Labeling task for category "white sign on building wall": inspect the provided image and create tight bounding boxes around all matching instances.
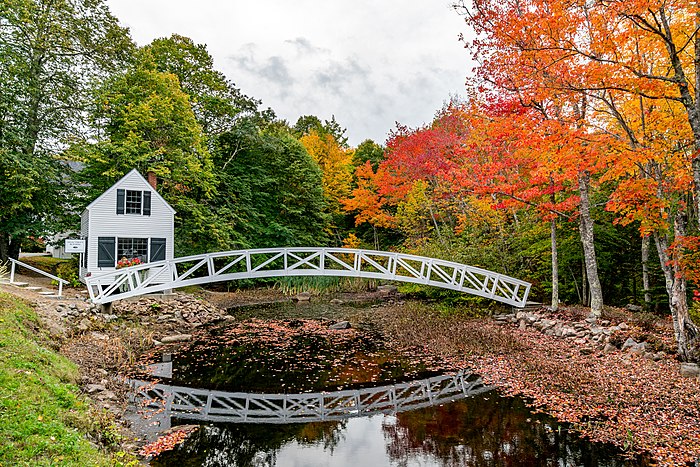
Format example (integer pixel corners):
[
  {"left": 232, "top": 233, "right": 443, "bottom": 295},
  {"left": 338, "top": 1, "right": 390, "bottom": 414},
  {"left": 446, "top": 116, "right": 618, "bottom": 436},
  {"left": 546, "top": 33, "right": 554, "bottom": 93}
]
[{"left": 65, "top": 239, "right": 86, "bottom": 253}]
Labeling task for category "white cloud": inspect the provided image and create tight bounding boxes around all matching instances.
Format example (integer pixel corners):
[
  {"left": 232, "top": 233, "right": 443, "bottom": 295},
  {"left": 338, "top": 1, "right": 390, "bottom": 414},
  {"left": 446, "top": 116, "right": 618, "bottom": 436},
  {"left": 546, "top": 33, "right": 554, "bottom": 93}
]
[{"left": 106, "top": 0, "right": 474, "bottom": 145}]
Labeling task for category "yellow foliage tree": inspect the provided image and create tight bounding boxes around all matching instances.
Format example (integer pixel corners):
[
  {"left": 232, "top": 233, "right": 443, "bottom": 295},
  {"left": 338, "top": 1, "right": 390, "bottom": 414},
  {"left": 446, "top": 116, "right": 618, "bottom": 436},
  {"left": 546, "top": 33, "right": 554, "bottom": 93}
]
[{"left": 300, "top": 130, "right": 354, "bottom": 216}]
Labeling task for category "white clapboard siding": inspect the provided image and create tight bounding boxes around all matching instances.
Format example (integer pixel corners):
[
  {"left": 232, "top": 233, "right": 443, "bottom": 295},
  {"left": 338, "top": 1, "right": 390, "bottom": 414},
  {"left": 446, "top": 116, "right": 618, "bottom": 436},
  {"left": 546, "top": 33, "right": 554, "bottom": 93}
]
[
  {"left": 79, "top": 210, "right": 90, "bottom": 279},
  {"left": 81, "top": 169, "right": 175, "bottom": 283}
]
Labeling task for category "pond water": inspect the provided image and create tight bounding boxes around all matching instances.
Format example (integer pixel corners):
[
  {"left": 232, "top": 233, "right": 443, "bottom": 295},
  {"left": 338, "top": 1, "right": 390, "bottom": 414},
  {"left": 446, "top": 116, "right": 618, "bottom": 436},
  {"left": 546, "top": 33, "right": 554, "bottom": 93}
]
[{"left": 127, "top": 299, "right": 650, "bottom": 467}]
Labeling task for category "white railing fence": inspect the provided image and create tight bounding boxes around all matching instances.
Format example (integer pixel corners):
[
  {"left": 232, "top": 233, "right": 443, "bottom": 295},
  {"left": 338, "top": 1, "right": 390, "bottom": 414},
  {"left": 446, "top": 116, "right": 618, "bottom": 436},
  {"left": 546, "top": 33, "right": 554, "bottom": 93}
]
[
  {"left": 8, "top": 258, "right": 69, "bottom": 297},
  {"left": 130, "top": 370, "right": 492, "bottom": 427},
  {"left": 86, "top": 247, "right": 531, "bottom": 307}
]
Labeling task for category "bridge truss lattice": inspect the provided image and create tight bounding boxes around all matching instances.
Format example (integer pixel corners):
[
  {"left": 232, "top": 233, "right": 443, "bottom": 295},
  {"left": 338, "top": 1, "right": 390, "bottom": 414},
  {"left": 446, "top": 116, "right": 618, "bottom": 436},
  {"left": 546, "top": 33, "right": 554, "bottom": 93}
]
[
  {"left": 86, "top": 247, "right": 531, "bottom": 307},
  {"left": 130, "top": 371, "right": 492, "bottom": 425}
]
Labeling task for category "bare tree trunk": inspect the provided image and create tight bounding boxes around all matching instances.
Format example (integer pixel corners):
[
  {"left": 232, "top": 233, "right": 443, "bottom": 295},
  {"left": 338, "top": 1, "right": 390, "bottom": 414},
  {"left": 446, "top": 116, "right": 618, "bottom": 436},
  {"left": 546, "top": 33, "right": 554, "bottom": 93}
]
[
  {"left": 578, "top": 172, "right": 604, "bottom": 317},
  {"left": 641, "top": 234, "right": 652, "bottom": 306},
  {"left": 551, "top": 218, "right": 559, "bottom": 311},
  {"left": 582, "top": 259, "right": 588, "bottom": 306},
  {"left": 654, "top": 213, "right": 700, "bottom": 362}
]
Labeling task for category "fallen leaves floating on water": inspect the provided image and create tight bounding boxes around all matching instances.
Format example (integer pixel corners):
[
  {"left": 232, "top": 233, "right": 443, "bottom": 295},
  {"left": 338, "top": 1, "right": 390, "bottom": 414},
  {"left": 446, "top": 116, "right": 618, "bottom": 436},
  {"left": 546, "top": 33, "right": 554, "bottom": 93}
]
[{"left": 139, "top": 426, "right": 198, "bottom": 457}]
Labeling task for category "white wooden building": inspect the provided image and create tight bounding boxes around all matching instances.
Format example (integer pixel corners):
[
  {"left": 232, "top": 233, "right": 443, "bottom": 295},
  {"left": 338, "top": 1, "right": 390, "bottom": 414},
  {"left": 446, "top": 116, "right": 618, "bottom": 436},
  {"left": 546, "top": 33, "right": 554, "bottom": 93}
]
[{"left": 79, "top": 169, "right": 175, "bottom": 283}]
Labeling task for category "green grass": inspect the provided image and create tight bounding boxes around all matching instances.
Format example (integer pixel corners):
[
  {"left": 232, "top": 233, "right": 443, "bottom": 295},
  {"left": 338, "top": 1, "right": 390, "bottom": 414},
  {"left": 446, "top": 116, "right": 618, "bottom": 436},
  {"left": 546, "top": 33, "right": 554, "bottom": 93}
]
[{"left": 0, "top": 292, "right": 137, "bottom": 466}]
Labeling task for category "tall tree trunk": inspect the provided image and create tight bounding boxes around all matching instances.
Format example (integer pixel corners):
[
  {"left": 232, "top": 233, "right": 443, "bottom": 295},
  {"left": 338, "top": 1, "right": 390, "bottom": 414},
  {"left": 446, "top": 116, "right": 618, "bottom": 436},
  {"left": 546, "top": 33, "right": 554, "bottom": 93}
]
[
  {"left": 641, "top": 234, "right": 652, "bottom": 306},
  {"left": 578, "top": 172, "right": 604, "bottom": 317},
  {"left": 582, "top": 259, "right": 588, "bottom": 306},
  {"left": 550, "top": 218, "right": 559, "bottom": 312},
  {"left": 654, "top": 213, "right": 700, "bottom": 362}
]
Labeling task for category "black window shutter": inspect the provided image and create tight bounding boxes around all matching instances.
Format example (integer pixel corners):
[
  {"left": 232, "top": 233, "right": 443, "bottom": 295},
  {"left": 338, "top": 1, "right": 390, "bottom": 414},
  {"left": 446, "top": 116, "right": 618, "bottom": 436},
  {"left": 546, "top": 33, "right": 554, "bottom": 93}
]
[
  {"left": 150, "top": 238, "right": 166, "bottom": 262},
  {"left": 116, "top": 189, "right": 125, "bottom": 214},
  {"left": 143, "top": 191, "right": 151, "bottom": 216},
  {"left": 82, "top": 237, "right": 88, "bottom": 268},
  {"left": 97, "top": 237, "right": 115, "bottom": 267}
]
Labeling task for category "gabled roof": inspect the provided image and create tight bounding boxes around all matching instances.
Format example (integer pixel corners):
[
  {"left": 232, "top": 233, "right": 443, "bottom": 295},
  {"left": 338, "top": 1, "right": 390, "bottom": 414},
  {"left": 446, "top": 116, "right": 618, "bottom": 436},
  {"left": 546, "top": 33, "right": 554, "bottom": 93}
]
[{"left": 84, "top": 169, "right": 176, "bottom": 215}]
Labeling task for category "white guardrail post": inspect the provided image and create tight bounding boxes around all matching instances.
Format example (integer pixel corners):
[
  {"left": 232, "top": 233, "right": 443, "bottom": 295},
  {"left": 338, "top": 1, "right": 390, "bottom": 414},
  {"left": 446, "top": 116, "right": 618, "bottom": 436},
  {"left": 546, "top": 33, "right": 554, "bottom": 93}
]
[{"left": 8, "top": 258, "right": 70, "bottom": 297}]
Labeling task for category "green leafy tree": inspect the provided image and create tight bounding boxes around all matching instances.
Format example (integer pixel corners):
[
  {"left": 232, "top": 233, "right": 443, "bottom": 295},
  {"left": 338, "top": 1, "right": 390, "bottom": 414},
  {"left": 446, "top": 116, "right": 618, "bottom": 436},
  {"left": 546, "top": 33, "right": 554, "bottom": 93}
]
[
  {"left": 215, "top": 128, "right": 329, "bottom": 248},
  {"left": 144, "top": 34, "right": 261, "bottom": 137},
  {"left": 352, "top": 139, "right": 384, "bottom": 171},
  {"left": 293, "top": 115, "right": 349, "bottom": 148},
  {"left": 76, "top": 55, "right": 222, "bottom": 254},
  {"left": 0, "top": 0, "right": 133, "bottom": 261}
]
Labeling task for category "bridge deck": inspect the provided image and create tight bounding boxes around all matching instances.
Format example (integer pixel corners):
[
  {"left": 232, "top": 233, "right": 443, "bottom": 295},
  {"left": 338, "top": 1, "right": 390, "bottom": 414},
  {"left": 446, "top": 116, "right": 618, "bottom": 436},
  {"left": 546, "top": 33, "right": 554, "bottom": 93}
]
[{"left": 86, "top": 247, "right": 531, "bottom": 307}]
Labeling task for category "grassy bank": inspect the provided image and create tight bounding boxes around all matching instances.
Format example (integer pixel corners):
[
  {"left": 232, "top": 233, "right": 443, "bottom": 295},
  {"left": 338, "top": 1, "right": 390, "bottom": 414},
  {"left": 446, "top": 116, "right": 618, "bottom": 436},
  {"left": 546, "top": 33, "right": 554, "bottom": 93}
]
[{"left": 0, "top": 291, "right": 135, "bottom": 466}]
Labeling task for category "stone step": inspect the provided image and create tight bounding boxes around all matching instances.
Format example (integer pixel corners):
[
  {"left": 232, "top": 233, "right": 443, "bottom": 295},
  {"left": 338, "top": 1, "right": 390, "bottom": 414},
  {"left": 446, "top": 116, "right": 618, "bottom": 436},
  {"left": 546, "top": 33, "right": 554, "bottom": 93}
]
[
  {"left": 25, "top": 286, "right": 43, "bottom": 291},
  {"left": 38, "top": 291, "right": 57, "bottom": 296},
  {"left": 10, "top": 281, "right": 28, "bottom": 287}
]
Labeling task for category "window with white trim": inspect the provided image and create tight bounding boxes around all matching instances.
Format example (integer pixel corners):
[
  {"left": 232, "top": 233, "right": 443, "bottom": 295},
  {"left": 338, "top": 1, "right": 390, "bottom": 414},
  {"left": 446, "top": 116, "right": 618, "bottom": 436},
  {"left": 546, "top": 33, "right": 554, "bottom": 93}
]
[
  {"left": 117, "top": 238, "right": 148, "bottom": 263},
  {"left": 125, "top": 190, "right": 142, "bottom": 214}
]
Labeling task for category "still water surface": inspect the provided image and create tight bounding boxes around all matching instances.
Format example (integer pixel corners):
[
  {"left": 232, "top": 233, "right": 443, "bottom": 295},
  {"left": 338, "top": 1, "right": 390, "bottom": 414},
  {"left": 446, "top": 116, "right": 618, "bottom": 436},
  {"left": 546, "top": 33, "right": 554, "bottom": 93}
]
[{"left": 129, "top": 300, "right": 649, "bottom": 467}]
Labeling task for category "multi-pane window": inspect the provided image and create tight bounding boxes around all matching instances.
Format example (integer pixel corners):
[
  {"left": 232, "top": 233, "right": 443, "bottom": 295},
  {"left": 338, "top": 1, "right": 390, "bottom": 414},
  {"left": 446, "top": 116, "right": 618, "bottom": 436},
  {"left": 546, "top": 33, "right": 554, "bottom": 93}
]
[
  {"left": 125, "top": 190, "right": 142, "bottom": 214},
  {"left": 117, "top": 238, "right": 148, "bottom": 263}
]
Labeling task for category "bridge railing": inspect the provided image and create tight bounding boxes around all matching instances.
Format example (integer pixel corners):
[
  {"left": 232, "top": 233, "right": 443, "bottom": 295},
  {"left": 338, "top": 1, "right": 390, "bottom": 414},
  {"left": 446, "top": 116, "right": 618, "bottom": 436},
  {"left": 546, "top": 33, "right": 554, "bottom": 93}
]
[
  {"left": 129, "top": 370, "right": 492, "bottom": 426},
  {"left": 85, "top": 247, "right": 531, "bottom": 307}
]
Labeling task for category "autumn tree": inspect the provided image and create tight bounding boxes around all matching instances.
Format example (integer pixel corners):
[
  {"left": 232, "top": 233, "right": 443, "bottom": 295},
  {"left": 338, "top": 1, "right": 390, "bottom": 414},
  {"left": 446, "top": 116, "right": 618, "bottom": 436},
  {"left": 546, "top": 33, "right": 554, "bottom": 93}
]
[
  {"left": 299, "top": 129, "right": 354, "bottom": 240},
  {"left": 451, "top": 104, "right": 583, "bottom": 311},
  {"left": 352, "top": 139, "right": 384, "bottom": 171},
  {"left": 455, "top": 0, "right": 699, "bottom": 357},
  {"left": 341, "top": 161, "right": 394, "bottom": 248}
]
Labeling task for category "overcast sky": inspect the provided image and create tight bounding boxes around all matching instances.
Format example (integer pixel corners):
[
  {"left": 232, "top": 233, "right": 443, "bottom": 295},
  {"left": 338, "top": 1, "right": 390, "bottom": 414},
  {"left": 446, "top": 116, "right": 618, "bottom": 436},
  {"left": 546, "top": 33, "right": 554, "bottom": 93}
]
[{"left": 105, "top": 1, "right": 473, "bottom": 146}]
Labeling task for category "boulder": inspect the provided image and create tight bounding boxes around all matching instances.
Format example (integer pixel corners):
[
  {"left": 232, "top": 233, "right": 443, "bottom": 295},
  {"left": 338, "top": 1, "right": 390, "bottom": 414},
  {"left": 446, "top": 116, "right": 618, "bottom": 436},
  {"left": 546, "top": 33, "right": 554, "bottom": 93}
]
[
  {"left": 603, "top": 343, "right": 617, "bottom": 354},
  {"left": 625, "top": 304, "right": 643, "bottom": 312},
  {"left": 85, "top": 384, "right": 106, "bottom": 394},
  {"left": 160, "top": 334, "right": 192, "bottom": 344},
  {"left": 376, "top": 285, "right": 398, "bottom": 295},
  {"left": 621, "top": 337, "right": 637, "bottom": 350},
  {"left": 629, "top": 343, "right": 646, "bottom": 355},
  {"left": 76, "top": 318, "right": 91, "bottom": 332},
  {"left": 329, "top": 299, "right": 344, "bottom": 305},
  {"left": 293, "top": 292, "right": 312, "bottom": 302},
  {"left": 618, "top": 322, "right": 630, "bottom": 331},
  {"left": 329, "top": 321, "right": 351, "bottom": 330},
  {"left": 680, "top": 363, "right": 700, "bottom": 378}
]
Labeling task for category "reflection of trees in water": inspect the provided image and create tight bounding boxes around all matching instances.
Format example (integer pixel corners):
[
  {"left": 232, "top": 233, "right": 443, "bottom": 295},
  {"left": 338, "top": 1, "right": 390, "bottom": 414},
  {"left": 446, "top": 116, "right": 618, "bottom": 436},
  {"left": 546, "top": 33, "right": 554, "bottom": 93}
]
[
  {"left": 151, "top": 420, "right": 346, "bottom": 467},
  {"left": 382, "top": 392, "right": 641, "bottom": 467}
]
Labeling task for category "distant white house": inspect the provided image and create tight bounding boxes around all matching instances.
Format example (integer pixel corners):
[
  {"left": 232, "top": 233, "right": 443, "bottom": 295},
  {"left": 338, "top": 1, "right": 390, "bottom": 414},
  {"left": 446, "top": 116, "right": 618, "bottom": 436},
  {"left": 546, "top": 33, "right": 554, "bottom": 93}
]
[{"left": 79, "top": 169, "right": 175, "bottom": 283}]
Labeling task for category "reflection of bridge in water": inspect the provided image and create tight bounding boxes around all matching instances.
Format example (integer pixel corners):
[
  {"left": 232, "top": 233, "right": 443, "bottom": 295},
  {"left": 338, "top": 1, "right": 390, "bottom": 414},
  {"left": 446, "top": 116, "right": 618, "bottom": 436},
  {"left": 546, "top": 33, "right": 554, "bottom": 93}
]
[
  {"left": 86, "top": 247, "right": 531, "bottom": 307},
  {"left": 129, "top": 371, "right": 492, "bottom": 430}
]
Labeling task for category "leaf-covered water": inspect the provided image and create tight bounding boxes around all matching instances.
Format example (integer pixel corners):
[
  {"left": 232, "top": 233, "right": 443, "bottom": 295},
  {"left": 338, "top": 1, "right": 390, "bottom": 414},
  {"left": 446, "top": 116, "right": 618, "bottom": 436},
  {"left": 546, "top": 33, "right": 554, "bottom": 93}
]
[{"left": 127, "top": 300, "right": 650, "bottom": 466}]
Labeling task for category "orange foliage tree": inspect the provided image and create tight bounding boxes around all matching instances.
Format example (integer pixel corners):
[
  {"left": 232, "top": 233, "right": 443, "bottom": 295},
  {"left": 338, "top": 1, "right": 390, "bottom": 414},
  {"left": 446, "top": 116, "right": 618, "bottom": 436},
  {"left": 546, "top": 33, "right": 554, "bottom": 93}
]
[{"left": 456, "top": 0, "right": 700, "bottom": 359}]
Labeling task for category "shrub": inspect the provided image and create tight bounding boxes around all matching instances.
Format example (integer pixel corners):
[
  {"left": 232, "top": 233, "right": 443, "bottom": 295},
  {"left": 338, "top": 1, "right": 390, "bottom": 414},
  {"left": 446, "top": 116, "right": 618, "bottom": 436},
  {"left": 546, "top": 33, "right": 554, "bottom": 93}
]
[{"left": 56, "top": 258, "right": 81, "bottom": 287}]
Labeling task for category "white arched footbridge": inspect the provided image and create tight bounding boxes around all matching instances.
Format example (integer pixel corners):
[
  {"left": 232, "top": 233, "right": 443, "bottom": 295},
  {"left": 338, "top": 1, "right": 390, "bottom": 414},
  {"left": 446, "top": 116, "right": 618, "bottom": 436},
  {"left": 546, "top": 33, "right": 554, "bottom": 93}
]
[
  {"left": 129, "top": 370, "right": 491, "bottom": 428},
  {"left": 85, "top": 247, "right": 531, "bottom": 307}
]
